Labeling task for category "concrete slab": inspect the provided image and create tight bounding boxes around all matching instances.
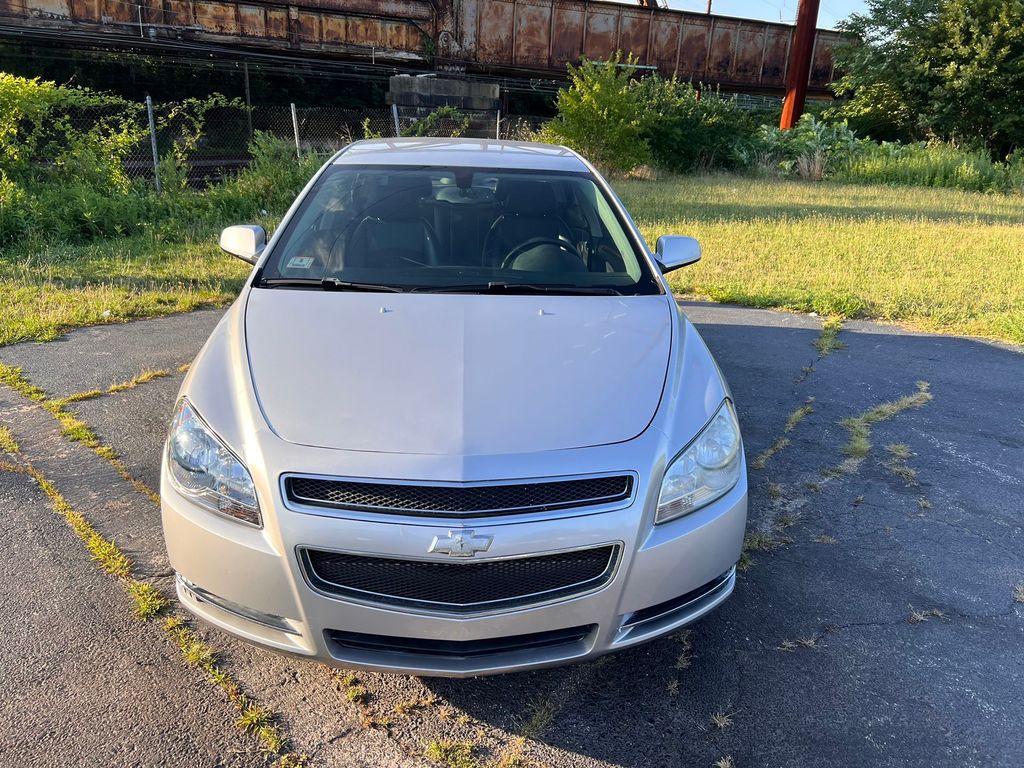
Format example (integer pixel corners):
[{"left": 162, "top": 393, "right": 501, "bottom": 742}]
[
  {"left": 0, "top": 466, "right": 265, "bottom": 767},
  {"left": 0, "top": 310, "right": 223, "bottom": 400}
]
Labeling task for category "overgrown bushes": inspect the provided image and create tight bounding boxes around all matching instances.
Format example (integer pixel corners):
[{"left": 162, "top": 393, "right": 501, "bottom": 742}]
[
  {"left": 0, "top": 73, "right": 320, "bottom": 247},
  {"left": 537, "top": 56, "right": 1024, "bottom": 193},
  {"left": 538, "top": 54, "right": 651, "bottom": 175}
]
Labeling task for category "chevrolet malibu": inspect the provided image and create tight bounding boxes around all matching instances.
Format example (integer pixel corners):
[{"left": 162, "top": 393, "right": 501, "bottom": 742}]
[{"left": 162, "top": 138, "right": 747, "bottom": 677}]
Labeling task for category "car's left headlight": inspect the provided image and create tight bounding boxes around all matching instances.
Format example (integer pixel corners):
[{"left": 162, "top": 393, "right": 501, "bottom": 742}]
[
  {"left": 656, "top": 399, "right": 742, "bottom": 524},
  {"left": 166, "top": 398, "right": 261, "bottom": 527}
]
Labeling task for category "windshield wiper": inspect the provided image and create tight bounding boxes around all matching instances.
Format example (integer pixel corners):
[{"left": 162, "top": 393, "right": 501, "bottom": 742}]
[
  {"left": 257, "top": 277, "right": 404, "bottom": 293},
  {"left": 419, "top": 282, "right": 622, "bottom": 296},
  {"left": 321, "top": 278, "right": 405, "bottom": 293}
]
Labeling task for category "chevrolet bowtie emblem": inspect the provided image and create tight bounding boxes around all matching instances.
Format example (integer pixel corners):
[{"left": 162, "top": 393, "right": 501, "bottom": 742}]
[{"left": 428, "top": 529, "right": 493, "bottom": 558}]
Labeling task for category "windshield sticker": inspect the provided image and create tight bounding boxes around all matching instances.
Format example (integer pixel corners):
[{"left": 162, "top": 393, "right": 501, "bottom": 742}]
[{"left": 285, "top": 256, "right": 315, "bottom": 270}]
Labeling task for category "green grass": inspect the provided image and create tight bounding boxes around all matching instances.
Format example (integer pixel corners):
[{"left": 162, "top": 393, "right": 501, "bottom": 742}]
[
  {"left": 3, "top": 174, "right": 1022, "bottom": 348},
  {"left": 424, "top": 740, "right": 481, "bottom": 768},
  {"left": 0, "top": 231, "right": 249, "bottom": 346},
  {"left": 620, "top": 175, "right": 1024, "bottom": 344},
  {"left": 839, "top": 381, "right": 932, "bottom": 461}
]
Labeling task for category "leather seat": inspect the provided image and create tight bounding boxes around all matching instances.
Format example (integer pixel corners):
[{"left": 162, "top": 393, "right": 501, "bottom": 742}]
[
  {"left": 344, "top": 175, "right": 438, "bottom": 269},
  {"left": 482, "top": 179, "right": 575, "bottom": 268}
]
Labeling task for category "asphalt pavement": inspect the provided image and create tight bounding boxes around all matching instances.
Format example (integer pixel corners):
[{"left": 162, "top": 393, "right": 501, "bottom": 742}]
[{"left": 1, "top": 303, "right": 1021, "bottom": 768}]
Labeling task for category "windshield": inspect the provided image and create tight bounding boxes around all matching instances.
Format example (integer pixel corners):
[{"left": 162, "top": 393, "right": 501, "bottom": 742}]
[{"left": 257, "top": 165, "right": 661, "bottom": 295}]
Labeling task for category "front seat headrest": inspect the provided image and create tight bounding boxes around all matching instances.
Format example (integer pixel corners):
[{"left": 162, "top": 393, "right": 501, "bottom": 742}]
[{"left": 496, "top": 178, "right": 557, "bottom": 217}]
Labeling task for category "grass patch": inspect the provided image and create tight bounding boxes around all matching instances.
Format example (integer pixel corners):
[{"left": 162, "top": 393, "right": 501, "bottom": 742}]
[
  {"left": 785, "top": 398, "right": 815, "bottom": 432},
  {"left": 814, "top": 317, "right": 846, "bottom": 355},
  {"left": 519, "top": 697, "right": 558, "bottom": 740},
  {"left": 751, "top": 437, "right": 790, "bottom": 470},
  {"left": 884, "top": 443, "right": 918, "bottom": 485},
  {"left": 619, "top": 175, "right": 1024, "bottom": 344},
  {"left": 0, "top": 234, "right": 249, "bottom": 346},
  {"left": 0, "top": 426, "right": 18, "bottom": 454},
  {"left": 839, "top": 382, "right": 932, "bottom": 461},
  {"left": 128, "top": 580, "right": 171, "bottom": 621},
  {"left": 0, "top": 363, "right": 46, "bottom": 401},
  {"left": 752, "top": 398, "right": 814, "bottom": 471},
  {"left": 58, "top": 369, "right": 171, "bottom": 406},
  {"left": 5, "top": 174, "right": 1023, "bottom": 348},
  {"left": 424, "top": 740, "right": 480, "bottom": 768}
]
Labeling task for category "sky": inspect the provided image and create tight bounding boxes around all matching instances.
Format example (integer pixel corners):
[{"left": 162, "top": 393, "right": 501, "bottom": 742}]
[{"left": 659, "top": 0, "right": 869, "bottom": 30}]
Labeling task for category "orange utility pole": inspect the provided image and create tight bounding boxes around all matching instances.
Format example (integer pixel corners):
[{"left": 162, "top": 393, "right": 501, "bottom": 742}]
[{"left": 779, "top": 0, "right": 821, "bottom": 129}]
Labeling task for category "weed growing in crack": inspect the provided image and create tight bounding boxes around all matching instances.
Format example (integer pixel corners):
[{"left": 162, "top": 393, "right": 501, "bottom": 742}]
[
  {"left": 785, "top": 398, "right": 815, "bottom": 432},
  {"left": 814, "top": 317, "right": 846, "bottom": 356},
  {"left": 840, "top": 382, "right": 932, "bottom": 461},
  {"left": 752, "top": 437, "right": 790, "bottom": 470},
  {"left": 424, "top": 739, "right": 480, "bottom": 768},
  {"left": 519, "top": 697, "right": 557, "bottom": 740},
  {"left": 128, "top": 580, "right": 170, "bottom": 621},
  {"left": 909, "top": 606, "right": 945, "bottom": 623},
  {"left": 884, "top": 443, "right": 918, "bottom": 485},
  {"left": 710, "top": 710, "right": 734, "bottom": 729},
  {"left": 0, "top": 426, "right": 19, "bottom": 454}
]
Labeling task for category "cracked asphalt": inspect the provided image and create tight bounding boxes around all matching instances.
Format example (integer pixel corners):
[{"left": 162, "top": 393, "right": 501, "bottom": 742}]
[{"left": 1, "top": 303, "right": 1021, "bottom": 768}]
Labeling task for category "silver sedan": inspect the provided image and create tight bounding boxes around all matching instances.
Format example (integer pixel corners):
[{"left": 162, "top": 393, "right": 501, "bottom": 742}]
[{"left": 161, "top": 138, "right": 747, "bottom": 677}]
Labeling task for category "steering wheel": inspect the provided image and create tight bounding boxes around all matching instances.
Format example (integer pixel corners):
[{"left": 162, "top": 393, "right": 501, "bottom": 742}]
[{"left": 500, "top": 237, "right": 580, "bottom": 270}]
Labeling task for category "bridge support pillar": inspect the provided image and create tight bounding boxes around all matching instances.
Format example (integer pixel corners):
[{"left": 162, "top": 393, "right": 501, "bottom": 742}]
[{"left": 780, "top": 0, "right": 821, "bottom": 129}]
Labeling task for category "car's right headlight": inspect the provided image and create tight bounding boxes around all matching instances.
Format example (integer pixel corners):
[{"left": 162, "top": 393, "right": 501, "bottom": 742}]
[
  {"left": 166, "top": 398, "right": 261, "bottom": 527},
  {"left": 656, "top": 400, "right": 742, "bottom": 524}
]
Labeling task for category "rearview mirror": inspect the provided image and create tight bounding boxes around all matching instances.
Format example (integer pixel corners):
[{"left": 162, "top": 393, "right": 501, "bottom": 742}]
[
  {"left": 219, "top": 225, "right": 266, "bottom": 265},
  {"left": 655, "top": 235, "right": 701, "bottom": 273}
]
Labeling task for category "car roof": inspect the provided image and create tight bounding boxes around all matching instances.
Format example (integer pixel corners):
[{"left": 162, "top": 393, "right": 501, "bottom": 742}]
[{"left": 333, "top": 138, "right": 590, "bottom": 173}]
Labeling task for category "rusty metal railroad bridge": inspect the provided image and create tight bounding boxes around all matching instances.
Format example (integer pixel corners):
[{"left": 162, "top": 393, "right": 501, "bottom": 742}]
[{"left": 0, "top": 0, "right": 841, "bottom": 96}]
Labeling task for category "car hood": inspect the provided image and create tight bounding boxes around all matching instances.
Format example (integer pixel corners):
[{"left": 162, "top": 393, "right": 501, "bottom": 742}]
[{"left": 244, "top": 288, "right": 672, "bottom": 456}]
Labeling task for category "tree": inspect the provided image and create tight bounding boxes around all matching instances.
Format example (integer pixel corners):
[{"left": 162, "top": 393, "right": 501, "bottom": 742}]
[
  {"left": 539, "top": 53, "right": 650, "bottom": 175},
  {"left": 829, "top": 0, "right": 1024, "bottom": 156}
]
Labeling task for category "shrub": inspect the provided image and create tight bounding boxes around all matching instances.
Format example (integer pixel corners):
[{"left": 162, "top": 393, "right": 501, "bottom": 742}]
[
  {"left": 636, "top": 78, "right": 758, "bottom": 173},
  {"left": 402, "top": 105, "right": 470, "bottom": 138},
  {"left": 538, "top": 53, "right": 651, "bottom": 175},
  {"left": 750, "top": 114, "right": 861, "bottom": 178},
  {"left": 833, "top": 140, "right": 1011, "bottom": 192}
]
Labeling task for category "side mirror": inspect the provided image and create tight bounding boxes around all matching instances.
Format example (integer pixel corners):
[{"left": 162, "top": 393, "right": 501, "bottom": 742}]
[
  {"left": 655, "top": 235, "right": 701, "bottom": 273},
  {"left": 219, "top": 225, "right": 266, "bottom": 265}
]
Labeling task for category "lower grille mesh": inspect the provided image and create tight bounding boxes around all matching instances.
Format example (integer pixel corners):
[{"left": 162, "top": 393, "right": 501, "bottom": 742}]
[
  {"left": 327, "top": 625, "right": 594, "bottom": 660},
  {"left": 301, "top": 545, "right": 618, "bottom": 612}
]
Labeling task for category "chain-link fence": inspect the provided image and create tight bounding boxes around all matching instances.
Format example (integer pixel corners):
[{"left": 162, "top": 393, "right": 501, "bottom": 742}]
[{"left": 60, "top": 100, "right": 551, "bottom": 190}]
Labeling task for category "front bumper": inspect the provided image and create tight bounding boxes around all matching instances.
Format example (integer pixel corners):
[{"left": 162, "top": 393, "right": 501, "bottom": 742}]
[{"left": 162, "top": 467, "right": 747, "bottom": 677}]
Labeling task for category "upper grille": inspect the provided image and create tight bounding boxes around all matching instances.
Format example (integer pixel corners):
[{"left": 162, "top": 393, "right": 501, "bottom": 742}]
[
  {"left": 285, "top": 474, "right": 633, "bottom": 518},
  {"left": 300, "top": 544, "right": 619, "bottom": 612}
]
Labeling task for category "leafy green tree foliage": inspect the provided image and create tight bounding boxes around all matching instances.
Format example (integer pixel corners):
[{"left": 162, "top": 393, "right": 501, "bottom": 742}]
[
  {"left": 830, "top": 0, "right": 1024, "bottom": 156},
  {"left": 635, "top": 78, "right": 758, "bottom": 172},
  {"left": 539, "top": 54, "right": 650, "bottom": 175}
]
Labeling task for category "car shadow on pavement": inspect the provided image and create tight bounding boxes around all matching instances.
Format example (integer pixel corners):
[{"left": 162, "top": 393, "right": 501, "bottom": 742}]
[{"left": 422, "top": 316, "right": 1024, "bottom": 768}]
